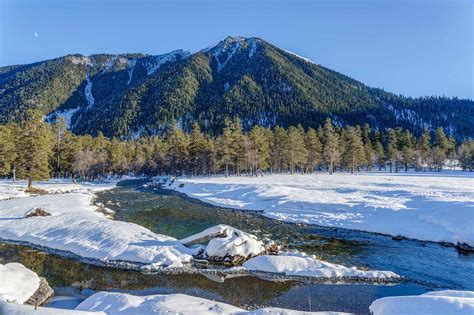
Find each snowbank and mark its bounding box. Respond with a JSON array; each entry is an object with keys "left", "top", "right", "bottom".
[
  {"left": 0, "top": 178, "right": 116, "bottom": 201},
  {"left": 169, "top": 173, "right": 474, "bottom": 245},
  {"left": 0, "top": 302, "right": 102, "bottom": 315},
  {"left": 369, "top": 290, "right": 474, "bottom": 315},
  {"left": 242, "top": 252, "right": 399, "bottom": 280},
  {"left": 76, "top": 292, "right": 348, "bottom": 314},
  {"left": 0, "top": 180, "right": 194, "bottom": 268},
  {"left": 0, "top": 263, "right": 40, "bottom": 304}
]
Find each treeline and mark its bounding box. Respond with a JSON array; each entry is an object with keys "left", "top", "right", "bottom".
[{"left": 0, "top": 110, "right": 473, "bottom": 187}]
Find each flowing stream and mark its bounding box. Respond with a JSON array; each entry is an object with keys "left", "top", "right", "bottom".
[{"left": 1, "top": 179, "right": 473, "bottom": 314}]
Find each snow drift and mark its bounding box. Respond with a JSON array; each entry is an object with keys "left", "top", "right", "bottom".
[
  {"left": 369, "top": 290, "right": 474, "bottom": 315},
  {"left": 169, "top": 173, "right": 474, "bottom": 245}
]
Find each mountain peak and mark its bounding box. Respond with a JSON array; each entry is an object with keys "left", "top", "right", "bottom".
[{"left": 202, "top": 36, "right": 262, "bottom": 72}]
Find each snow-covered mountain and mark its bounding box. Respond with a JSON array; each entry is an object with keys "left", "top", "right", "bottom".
[{"left": 1, "top": 36, "right": 473, "bottom": 139}]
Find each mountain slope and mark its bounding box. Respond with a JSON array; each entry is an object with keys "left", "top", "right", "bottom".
[{"left": 1, "top": 36, "right": 473, "bottom": 139}]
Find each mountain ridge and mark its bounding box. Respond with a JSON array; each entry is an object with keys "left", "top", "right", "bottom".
[{"left": 1, "top": 36, "right": 473, "bottom": 139}]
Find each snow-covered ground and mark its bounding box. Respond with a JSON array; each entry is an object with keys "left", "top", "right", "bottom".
[
  {"left": 242, "top": 252, "right": 398, "bottom": 280},
  {"left": 0, "top": 263, "right": 40, "bottom": 304},
  {"left": 1, "top": 292, "right": 348, "bottom": 314},
  {"left": 0, "top": 262, "right": 349, "bottom": 314},
  {"left": 0, "top": 179, "right": 116, "bottom": 201},
  {"left": 168, "top": 172, "right": 474, "bottom": 245},
  {"left": 76, "top": 292, "right": 349, "bottom": 314},
  {"left": 0, "top": 179, "right": 195, "bottom": 268},
  {"left": 0, "top": 178, "right": 400, "bottom": 279},
  {"left": 369, "top": 290, "right": 474, "bottom": 315}
]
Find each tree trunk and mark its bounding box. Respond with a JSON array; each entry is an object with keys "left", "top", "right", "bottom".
[{"left": 28, "top": 177, "right": 33, "bottom": 189}]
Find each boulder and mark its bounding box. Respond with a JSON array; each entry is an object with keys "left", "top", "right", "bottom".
[
  {"left": 24, "top": 277, "right": 54, "bottom": 307},
  {"left": 24, "top": 208, "right": 52, "bottom": 218}
]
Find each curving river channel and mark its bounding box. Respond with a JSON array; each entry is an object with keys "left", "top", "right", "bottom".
[{"left": 1, "top": 179, "right": 473, "bottom": 314}]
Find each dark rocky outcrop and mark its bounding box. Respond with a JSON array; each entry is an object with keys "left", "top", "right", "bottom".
[{"left": 24, "top": 277, "right": 54, "bottom": 307}]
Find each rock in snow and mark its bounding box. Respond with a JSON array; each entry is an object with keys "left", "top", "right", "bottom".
[
  {"left": 242, "top": 252, "right": 399, "bottom": 280},
  {"left": 0, "top": 263, "right": 40, "bottom": 304},
  {"left": 181, "top": 224, "right": 265, "bottom": 263},
  {"left": 369, "top": 290, "right": 474, "bottom": 315}
]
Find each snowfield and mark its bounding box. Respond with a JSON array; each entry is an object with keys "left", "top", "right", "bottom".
[
  {"left": 169, "top": 172, "right": 474, "bottom": 245},
  {"left": 369, "top": 290, "right": 474, "bottom": 315}
]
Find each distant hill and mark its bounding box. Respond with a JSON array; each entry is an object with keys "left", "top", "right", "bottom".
[{"left": 1, "top": 36, "right": 473, "bottom": 139}]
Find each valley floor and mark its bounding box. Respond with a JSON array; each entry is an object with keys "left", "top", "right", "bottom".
[
  {"left": 1, "top": 174, "right": 473, "bottom": 314},
  {"left": 168, "top": 171, "right": 474, "bottom": 246}
]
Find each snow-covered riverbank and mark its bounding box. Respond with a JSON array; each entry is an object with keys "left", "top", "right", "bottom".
[
  {"left": 0, "top": 179, "right": 399, "bottom": 280},
  {"left": 0, "top": 262, "right": 470, "bottom": 315},
  {"left": 168, "top": 172, "right": 474, "bottom": 246},
  {"left": 0, "top": 179, "right": 195, "bottom": 268}
]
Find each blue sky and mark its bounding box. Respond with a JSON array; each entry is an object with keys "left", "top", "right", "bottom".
[{"left": 0, "top": 0, "right": 472, "bottom": 99}]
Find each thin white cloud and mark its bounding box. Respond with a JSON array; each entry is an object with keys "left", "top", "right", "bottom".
[{"left": 34, "top": 32, "right": 38, "bottom": 38}]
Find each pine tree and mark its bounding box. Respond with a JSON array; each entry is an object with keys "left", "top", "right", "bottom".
[
  {"left": 373, "top": 131, "right": 385, "bottom": 170},
  {"left": 230, "top": 117, "right": 246, "bottom": 175},
  {"left": 287, "top": 125, "right": 308, "bottom": 174},
  {"left": 418, "top": 127, "right": 431, "bottom": 171},
  {"left": 343, "top": 126, "right": 365, "bottom": 174},
  {"left": 218, "top": 118, "right": 234, "bottom": 177},
  {"left": 0, "top": 124, "right": 17, "bottom": 178},
  {"left": 189, "top": 122, "right": 207, "bottom": 175},
  {"left": 166, "top": 121, "right": 189, "bottom": 175},
  {"left": 362, "top": 124, "right": 374, "bottom": 170},
  {"left": 433, "top": 127, "right": 449, "bottom": 171},
  {"left": 386, "top": 128, "right": 399, "bottom": 173},
  {"left": 270, "top": 126, "right": 287, "bottom": 173},
  {"left": 248, "top": 125, "right": 270, "bottom": 175},
  {"left": 305, "top": 128, "right": 322, "bottom": 173},
  {"left": 458, "top": 140, "right": 474, "bottom": 171},
  {"left": 401, "top": 130, "right": 414, "bottom": 172},
  {"left": 322, "top": 118, "right": 340, "bottom": 174},
  {"left": 15, "top": 109, "right": 54, "bottom": 189}
]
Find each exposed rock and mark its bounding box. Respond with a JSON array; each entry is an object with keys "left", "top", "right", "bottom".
[
  {"left": 265, "top": 241, "right": 283, "bottom": 254},
  {"left": 180, "top": 225, "right": 267, "bottom": 266},
  {"left": 180, "top": 227, "right": 227, "bottom": 247},
  {"left": 24, "top": 208, "right": 52, "bottom": 218},
  {"left": 24, "top": 187, "right": 49, "bottom": 195},
  {"left": 95, "top": 207, "right": 116, "bottom": 219},
  {"left": 456, "top": 242, "right": 474, "bottom": 253},
  {"left": 24, "top": 277, "right": 54, "bottom": 307},
  {"left": 391, "top": 235, "right": 404, "bottom": 241}
]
